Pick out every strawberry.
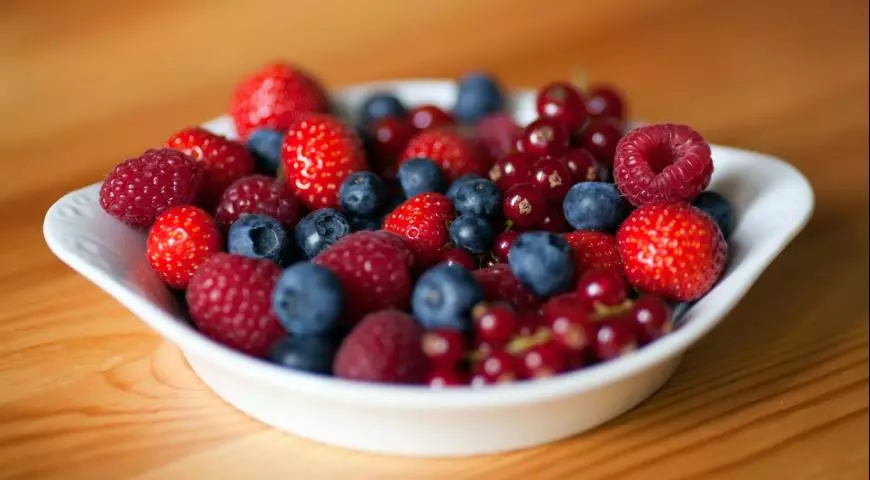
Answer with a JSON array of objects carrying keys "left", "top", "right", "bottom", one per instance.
[
  {"left": 473, "top": 264, "right": 542, "bottom": 311},
  {"left": 333, "top": 309, "right": 427, "bottom": 384},
  {"left": 314, "top": 231, "right": 413, "bottom": 325},
  {"left": 382, "top": 193, "right": 455, "bottom": 267},
  {"left": 563, "top": 230, "right": 623, "bottom": 274},
  {"left": 214, "top": 174, "right": 305, "bottom": 231},
  {"left": 146, "top": 206, "right": 223, "bottom": 289},
  {"left": 186, "top": 253, "right": 285, "bottom": 357},
  {"left": 617, "top": 203, "right": 728, "bottom": 301},
  {"left": 400, "top": 128, "right": 487, "bottom": 181},
  {"left": 165, "top": 127, "right": 255, "bottom": 208},
  {"left": 229, "top": 62, "right": 329, "bottom": 140},
  {"left": 281, "top": 113, "right": 368, "bottom": 210}
]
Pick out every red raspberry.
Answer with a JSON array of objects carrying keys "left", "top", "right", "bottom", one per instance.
[
  {"left": 473, "top": 113, "right": 523, "bottom": 161},
  {"left": 165, "top": 127, "right": 255, "bottom": 208},
  {"left": 99, "top": 148, "right": 204, "bottom": 228},
  {"left": 229, "top": 62, "right": 329, "bottom": 140},
  {"left": 186, "top": 253, "right": 284, "bottom": 357},
  {"left": 473, "top": 264, "right": 542, "bottom": 311},
  {"left": 281, "top": 113, "right": 368, "bottom": 210},
  {"left": 314, "top": 231, "right": 413, "bottom": 325},
  {"left": 617, "top": 203, "right": 728, "bottom": 301},
  {"left": 613, "top": 124, "right": 713, "bottom": 206},
  {"left": 563, "top": 230, "right": 623, "bottom": 274},
  {"left": 334, "top": 309, "right": 428, "bottom": 384},
  {"left": 383, "top": 193, "right": 455, "bottom": 267},
  {"left": 214, "top": 175, "right": 305, "bottom": 231},
  {"left": 400, "top": 129, "right": 487, "bottom": 181},
  {"left": 146, "top": 206, "right": 223, "bottom": 289}
]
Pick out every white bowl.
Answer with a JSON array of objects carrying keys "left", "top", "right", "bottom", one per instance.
[{"left": 43, "top": 80, "right": 814, "bottom": 457}]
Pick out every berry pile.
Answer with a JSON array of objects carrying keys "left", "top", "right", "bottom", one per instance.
[{"left": 98, "top": 62, "right": 734, "bottom": 387}]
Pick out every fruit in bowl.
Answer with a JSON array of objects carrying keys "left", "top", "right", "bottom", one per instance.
[{"left": 44, "top": 63, "right": 814, "bottom": 457}]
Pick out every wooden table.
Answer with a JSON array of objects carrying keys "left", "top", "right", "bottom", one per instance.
[{"left": 1, "top": 1, "right": 867, "bottom": 478}]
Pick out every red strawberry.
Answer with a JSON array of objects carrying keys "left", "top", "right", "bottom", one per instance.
[
  {"left": 617, "top": 203, "right": 728, "bottom": 301},
  {"left": 563, "top": 231, "right": 623, "bottom": 274},
  {"left": 314, "top": 231, "right": 413, "bottom": 325},
  {"left": 400, "top": 128, "right": 487, "bottom": 181},
  {"left": 382, "top": 193, "right": 455, "bottom": 267},
  {"left": 166, "top": 127, "right": 255, "bottom": 208},
  {"left": 473, "top": 264, "right": 542, "bottom": 311},
  {"left": 214, "top": 175, "right": 305, "bottom": 231},
  {"left": 229, "top": 62, "right": 329, "bottom": 140},
  {"left": 333, "top": 309, "right": 427, "bottom": 384},
  {"left": 99, "top": 148, "right": 204, "bottom": 228},
  {"left": 186, "top": 253, "right": 285, "bottom": 357},
  {"left": 146, "top": 206, "right": 223, "bottom": 289},
  {"left": 281, "top": 113, "right": 368, "bottom": 210}
]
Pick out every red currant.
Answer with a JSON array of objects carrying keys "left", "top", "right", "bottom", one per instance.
[
  {"left": 517, "top": 310, "right": 545, "bottom": 336},
  {"left": 593, "top": 316, "right": 638, "bottom": 361},
  {"left": 439, "top": 247, "right": 477, "bottom": 270},
  {"left": 542, "top": 294, "right": 596, "bottom": 352},
  {"left": 489, "top": 152, "right": 535, "bottom": 190},
  {"left": 581, "top": 118, "right": 622, "bottom": 166},
  {"left": 502, "top": 183, "right": 546, "bottom": 227},
  {"left": 560, "top": 148, "right": 605, "bottom": 183},
  {"left": 536, "top": 82, "right": 589, "bottom": 133},
  {"left": 576, "top": 269, "right": 628, "bottom": 307},
  {"left": 586, "top": 85, "right": 625, "bottom": 121},
  {"left": 369, "top": 117, "right": 417, "bottom": 177},
  {"left": 409, "top": 105, "right": 455, "bottom": 131},
  {"left": 421, "top": 328, "right": 466, "bottom": 368},
  {"left": 516, "top": 339, "right": 568, "bottom": 379},
  {"left": 426, "top": 368, "right": 468, "bottom": 388},
  {"left": 518, "top": 118, "right": 570, "bottom": 158},
  {"left": 472, "top": 303, "right": 518, "bottom": 346},
  {"left": 537, "top": 204, "right": 570, "bottom": 233},
  {"left": 471, "top": 350, "right": 518, "bottom": 385},
  {"left": 493, "top": 230, "right": 518, "bottom": 262},
  {"left": 531, "top": 156, "right": 573, "bottom": 202},
  {"left": 631, "top": 295, "right": 674, "bottom": 344}
]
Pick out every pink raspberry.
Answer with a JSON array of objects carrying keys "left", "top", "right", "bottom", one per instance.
[{"left": 214, "top": 175, "right": 305, "bottom": 231}]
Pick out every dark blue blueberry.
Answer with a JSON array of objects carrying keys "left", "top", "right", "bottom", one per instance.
[
  {"left": 339, "top": 171, "right": 387, "bottom": 218},
  {"left": 227, "top": 214, "right": 291, "bottom": 265},
  {"left": 245, "top": 128, "right": 284, "bottom": 176},
  {"left": 294, "top": 208, "right": 351, "bottom": 259},
  {"left": 272, "top": 262, "right": 344, "bottom": 336},
  {"left": 508, "top": 232, "right": 574, "bottom": 296},
  {"left": 446, "top": 173, "right": 482, "bottom": 201},
  {"left": 454, "top": 73, "right": 505, "bottom": 124},
  {"left": 411, "top": 264, "right": 483, "bottom": 331},
  {"left": 269, "top": 335, "right": 335, "bottom": 375},
  {"left": 349, "top": 215, "right": 383, "bottom": 231},
  {"left": 359, "top": 92, "right": 407, "bottom": 126},
  {"left": 563, "top": 182, "right": 627, "bottom": 232},
  {"left": 452, "top": 178, "right": 501, "bottom": 218},
  {"left": 448, "top": 214, "right": 494, "bottom": 255},
  {"left": 692, "top": 190, "right": 734, "bottom": 240},
  {"left": 398, "top": 157, "right": 446, "bottom": 198}
]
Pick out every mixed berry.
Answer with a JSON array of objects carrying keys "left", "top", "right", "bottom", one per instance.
[{"left": 97, "top": 62, "right": 735, "bottom": 388}]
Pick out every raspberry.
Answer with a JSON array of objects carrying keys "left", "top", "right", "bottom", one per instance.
[{"left": 214, "top": 175, "right": 305, "bottom": 231}]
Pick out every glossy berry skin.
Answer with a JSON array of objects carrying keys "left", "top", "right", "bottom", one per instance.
[
  {"left": 271, "top": 262, "right": 343, "bottom": 336},
  {"left": 368, "top": 117, "right": 417, "bottom": 178},
  {"left": 339, "top": 171, "right": 387, "bottom": 218},
  {"left": 631, "top": 295, "right": 674, "bottom": 344},
  {"left": 516, "top": 340, "right": 568, "bottom": 379},
  {"left": 214, "top": 175, "right": 304, "bottom": 232},
  {"left": 383, "top": 192, "right": 455, "bottom": 266},
  {"left": 560, "top": 148, "right": 606, "bottom": 183},
  {"left": 186, "top": 253, "right": 284, "bottom": 357},
  {"left": 359, "top": 92, "right": 407, "bottom": 126},
  {"left": 412, "top": 264, "right": 483, "bottom": 331},
  {"left": 517, "top": 310, "right": 545, "bottom": 336},
  {"left": 245, "top": 128, "right": 284, "bottom": 176},
  {"left": 438, "top": 247, "right": 478, "bottom": 270},
  {"left": 146, "top": 206, "right": 223, "bottom": 289},
  {"left": 562, "top": 182, "right": 627, "bottom": 232},
  {"left": 543, "top": 294, "right": 596, "bottom": 352},
  {"left": 294, "top": 208, "right": 351, "bottom": 259},
  {"left": 446, "top": 173, "right": 482, "bottom": 201},
  {"left": 454, "top": 73, "right": 505, "bottom": 124},
  {"left": 536, "top": 82, "right": 589, "bottom": 133},
  {"left": 473, "top": 264, "right": 542, "bottom": 311},
  {"left": 492, "top": 230, "right": 518, "bottom": 262},
  {"left": 229, "top": 62, "right": 329, "bottom": 140},
  {"left": 270, "top": 335, "right": 335, "bottom": 375},
  {"left": 472, "top": 303, "right": 518, "bottom": 346},
  {"left": 614, "top": 123, "right": 713, "bottom": 206},
  {"left": 581, "top": 119, "right": 623, "bottom": 167},
  {"left": 421, "top": 328, "right": 466, "bottom": 368},
  {"left": 452, "top": 178, "right": 501, "bottom": 218},
  {"left": 508, "top": 232, "right": 575, "bottom": 296},
  {"left": 617, "top": 203, "right": 728, "bottom": 301},
  {"left": 426, "top": 369, "right": 468, "bottom": 388},
  {"left": 228, "top": 214, "right": 291, "bottom": 265},
  {"left": 692, "top": 190, "right": 735, "bottom": 240},
  {"left": 503, "top": 183, "right": 547, "bottom": 228},
  {"left": 576, "top": 269, "right": 629, "bottom": 307},
  {"left": 281, "top": 113, "right": 368, "bottom": 210},
  {"left": 488, "top": 152, "right": 535, "bottom": 191},
  {"left": 471, "top": 350, "right": 518, "bottom": 385},
  {"left": 518, "top": 118, "right": 571, "bottom": 158},
  {"left": 449, "top": 214, "right": 494, "bottom": 255},
  {"left": 398, "top": 157, "right": 447, "bottom": 198},
  {"left": 593, "top": 317, "right": 638, "bottom": 361},
  {"left": 532, "top": 156, "right": 574, "bottom": 203},
  {"left": 474, "top": 113, "right": 523, "bottom": 161},
  {"left": 334, "top": 310, "right": 427, "bottom": 384},
  {"left": 400, "top": 129, "right": 486, "bottom": 181},
  {"left": 586, "top": 85, "right": 625, "bottom": 121},
  {"left": 99, "top": 148, "right": 204, "bottom": 228},
  {"left": 537, "top": 205, "right": 571, "bottom": 233},
  {"left": 410, "top": 105, "right": 455, "bottom": 130},
  {"left": 563, "top": 230, "right": 623, "bottom": 274}
]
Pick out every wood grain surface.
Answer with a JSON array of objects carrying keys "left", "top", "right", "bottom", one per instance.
[{"left": 1, "top": 0, "right": 868, "bottom": 478}]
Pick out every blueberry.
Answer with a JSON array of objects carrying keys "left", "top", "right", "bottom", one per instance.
[
  {"left": 398, "top": 157, "right": 446, "bottom": 198},
  {"left": 452, "top": 178, "right": 501, "bottom": 218},
  {"left": 508, "top": 232, "right": 574, "bottom": 296},
  {"left": 446, "top": 173, "right": 482, "bottom": 201},
  {"left": 412, "top": 264, "right": 483, "bottom": 330},
  {"left": 339, "top": 171, "right": 386, "bottom": 218},
  {"left": 245, "top": 128, "right": 284, "bottom": 176},
  {"left": 692, "top": 190, "right": 734, "bottom": 239},
  {"left": 563, "top": 182, "right": 627, "bottom": 232},
  {"left": 349, "top": 215, "right": 383, "bottom": 231},
  {"left": 228, "top": 214, "right": 291, "bottom": 265},
  {"left": 272, "top": 262, "right": 343, "bottom": 336},
  {"left": 359, "top": 92, "right": 406, "bottom": 126},
  {"left": 294, "top": 208, "right": 351, "bottom": 259},
  {"left": 454, "top": 73, "right": 505, "bottom": 124},
  {"left": 269, "top": 335, "right": 335, "bottom": 375},
  {"left": 449, "top": 214, "right": 494, "bottom": 255}
]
